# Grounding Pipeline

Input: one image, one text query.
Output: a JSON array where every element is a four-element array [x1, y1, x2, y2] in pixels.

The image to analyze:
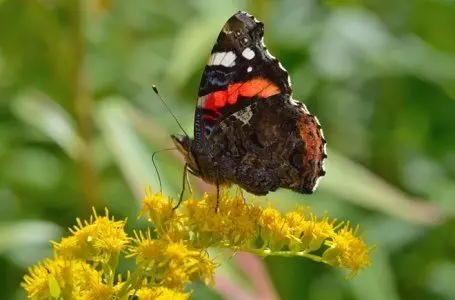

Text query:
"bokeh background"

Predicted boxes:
[[1, 0, 455, 299]]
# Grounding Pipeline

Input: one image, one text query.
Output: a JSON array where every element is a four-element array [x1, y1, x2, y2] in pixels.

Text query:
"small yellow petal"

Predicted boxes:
[[135, 286, 191, 300], [323, 224, 373, 277]]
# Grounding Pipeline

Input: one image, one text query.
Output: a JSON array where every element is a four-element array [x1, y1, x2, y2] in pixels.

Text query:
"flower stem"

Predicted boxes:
[[116, 268, 144, 298], [231, 247, 323, 263]]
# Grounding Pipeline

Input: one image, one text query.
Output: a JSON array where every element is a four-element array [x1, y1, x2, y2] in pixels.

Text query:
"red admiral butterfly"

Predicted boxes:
[[171, 11, 327, 201]]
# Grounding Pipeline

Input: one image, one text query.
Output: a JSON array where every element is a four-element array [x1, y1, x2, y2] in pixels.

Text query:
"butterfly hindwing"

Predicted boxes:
[[202, 94, 326, 195]]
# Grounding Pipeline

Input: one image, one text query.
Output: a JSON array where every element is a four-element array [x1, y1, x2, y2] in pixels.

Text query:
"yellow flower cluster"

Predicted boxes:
[[127, 230, 215, 289], [140, 188, 372, 277], [22, 188, 373, 299], [53, 209, 128, 262], [22, 213, 124, 299]]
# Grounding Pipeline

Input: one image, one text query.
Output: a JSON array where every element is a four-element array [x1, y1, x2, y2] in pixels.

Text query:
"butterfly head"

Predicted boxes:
[[171, 134, 200, 176]]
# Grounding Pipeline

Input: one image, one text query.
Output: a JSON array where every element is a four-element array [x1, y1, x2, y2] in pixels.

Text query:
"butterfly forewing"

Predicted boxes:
[[186, 11, 326, 195]]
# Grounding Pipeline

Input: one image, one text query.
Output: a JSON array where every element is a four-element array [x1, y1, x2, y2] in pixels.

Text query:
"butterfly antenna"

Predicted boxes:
[[152, 85, 189, 137], [152, 148, 176, 195]]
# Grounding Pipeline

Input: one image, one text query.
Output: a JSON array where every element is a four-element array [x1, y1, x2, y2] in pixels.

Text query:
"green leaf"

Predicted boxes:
[[95, 97, 180, 200], [321, 150, 443, 226], [11, 90, 81, 159]]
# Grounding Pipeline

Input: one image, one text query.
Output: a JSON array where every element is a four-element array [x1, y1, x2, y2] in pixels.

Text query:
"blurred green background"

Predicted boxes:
[[1, 0, 455, 299]]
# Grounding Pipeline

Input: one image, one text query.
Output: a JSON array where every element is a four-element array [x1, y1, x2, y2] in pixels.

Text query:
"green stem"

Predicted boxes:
[[116, 268, 145, 298], [222, 245, 324, 263], [107, 253, 120, 287]]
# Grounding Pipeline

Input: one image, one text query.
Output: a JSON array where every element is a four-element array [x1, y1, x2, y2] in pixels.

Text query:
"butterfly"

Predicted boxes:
[[171, 11, 327, 203]]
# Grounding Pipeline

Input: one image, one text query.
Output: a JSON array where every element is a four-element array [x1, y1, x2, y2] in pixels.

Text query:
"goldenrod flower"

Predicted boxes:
[[128, 229, 162, 268], [80, 282, 113, 300], [300, 214, 336, 252], [259, 206, 290, 250], [22, 258, 101, 299], [23, 189, 373, 298], [128, 231, 216, 290], [53, 208, 128, 262], [323, 224, 373, 277], [140, 188, 173, 226], [135, 286, 191, 300], [184, 193, 261, 247]]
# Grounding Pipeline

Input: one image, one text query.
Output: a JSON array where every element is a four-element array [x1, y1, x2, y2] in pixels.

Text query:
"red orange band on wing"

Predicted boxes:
[[202, 78, 280, 120]]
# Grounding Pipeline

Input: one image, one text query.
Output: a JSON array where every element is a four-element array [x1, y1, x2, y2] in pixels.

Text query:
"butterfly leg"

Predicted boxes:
[[238, 187, 247, 205], [215, 182, 220, 213], [236, 186, 247, 205], [174, 163, 188, 210], [186, 168, 193, 195]]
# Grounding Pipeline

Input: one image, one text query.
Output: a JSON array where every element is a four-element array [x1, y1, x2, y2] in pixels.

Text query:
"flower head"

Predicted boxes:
[[300, 214, 336, 252], [259, 206, 290, 250], [135, 286, 191, 300], [323, 224, 373, 277], [53, 208, 128, 262], [128, 230, 216, 290], [140, 187, 187, 240], [140, 187, 174, 227], [22, 258, 101, 299]]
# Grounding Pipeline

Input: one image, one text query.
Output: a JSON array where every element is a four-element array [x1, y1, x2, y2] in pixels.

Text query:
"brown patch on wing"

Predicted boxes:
[[296, 113, 327, 193]]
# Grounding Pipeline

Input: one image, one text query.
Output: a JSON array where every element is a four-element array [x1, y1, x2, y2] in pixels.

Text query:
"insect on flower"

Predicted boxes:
[[154, 11, 327, 208]]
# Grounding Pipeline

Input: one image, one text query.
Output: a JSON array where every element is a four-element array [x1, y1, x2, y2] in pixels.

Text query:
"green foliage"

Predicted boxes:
[[1, 0, 455, 299]]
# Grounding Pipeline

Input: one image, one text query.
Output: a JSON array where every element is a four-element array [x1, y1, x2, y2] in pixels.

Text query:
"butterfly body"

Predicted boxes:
[[172, 11, 327, 196]]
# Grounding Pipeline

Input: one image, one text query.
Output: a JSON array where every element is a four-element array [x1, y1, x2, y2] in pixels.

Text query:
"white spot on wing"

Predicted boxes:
[[278, 62, 287, 72], [232, 106, 253, 125], [212, 52, 224, 65], [247, 66, 253, 72], [240, 11, 260, 23], [290, 97, 310, 114], [264, 48, 276, 60], [313, 175, 323, 192], [208, 54, 214, 65], [242, 47, 255, 60], [221, 51, 236, 67], [260, 37, 266, 48], [208, 51, 236, 67], [321, 155, 327, 173], [313, 144, 327, 192], [197, 95, 207, 107], [277, 61, 292, 88]]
